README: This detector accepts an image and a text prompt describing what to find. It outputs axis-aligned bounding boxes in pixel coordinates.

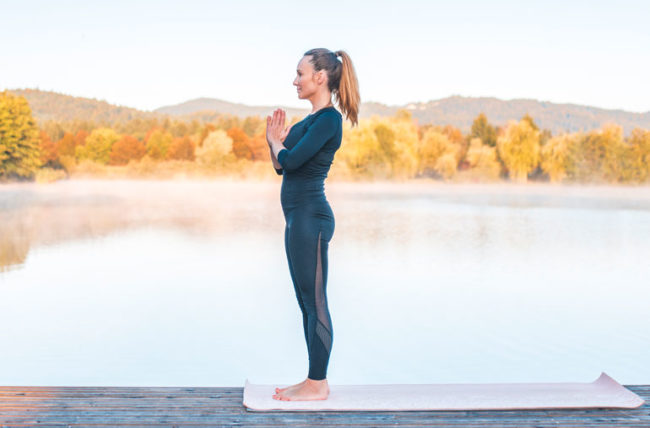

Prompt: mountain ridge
[6,88,650,135]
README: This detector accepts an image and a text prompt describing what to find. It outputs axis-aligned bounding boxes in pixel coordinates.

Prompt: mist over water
[1,179,649,387]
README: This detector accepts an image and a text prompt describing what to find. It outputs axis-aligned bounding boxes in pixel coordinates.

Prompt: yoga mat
[243,372,644,411]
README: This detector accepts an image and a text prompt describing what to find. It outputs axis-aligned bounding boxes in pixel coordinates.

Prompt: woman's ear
[316,70,326,86]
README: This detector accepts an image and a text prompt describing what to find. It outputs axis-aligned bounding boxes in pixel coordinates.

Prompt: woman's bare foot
[274,378,307,395]
[272,378,329,401]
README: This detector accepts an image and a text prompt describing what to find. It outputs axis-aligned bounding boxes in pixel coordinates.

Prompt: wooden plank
[0,385,646,427]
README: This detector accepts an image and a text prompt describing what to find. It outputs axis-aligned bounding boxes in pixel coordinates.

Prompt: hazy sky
[2,0,649,113]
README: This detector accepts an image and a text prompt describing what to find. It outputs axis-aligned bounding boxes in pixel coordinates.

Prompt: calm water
[1,179,649,387]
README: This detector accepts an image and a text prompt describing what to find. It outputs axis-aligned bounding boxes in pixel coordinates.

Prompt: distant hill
[392,96,650,135]
[6,88,650,135]
[155,97,310,119]
[155,95,650,134]
[7,88,160,124]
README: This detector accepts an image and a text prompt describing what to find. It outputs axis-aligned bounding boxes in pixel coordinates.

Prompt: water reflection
[1,179,649,387]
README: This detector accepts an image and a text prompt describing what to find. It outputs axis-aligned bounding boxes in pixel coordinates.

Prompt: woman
[266,48,360,401]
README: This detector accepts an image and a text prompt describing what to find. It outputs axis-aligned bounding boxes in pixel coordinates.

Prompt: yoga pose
[266,48,360,401]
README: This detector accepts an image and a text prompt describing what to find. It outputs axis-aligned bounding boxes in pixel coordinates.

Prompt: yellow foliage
[418,128,461,178]
[435,152,458,180]
[35,167,67,183]
[497,119,540,182]
[626,128,650,182]
[196,129,235,169]
[465,137,501,180]
[338,119,383,178]
[540,133,579,182]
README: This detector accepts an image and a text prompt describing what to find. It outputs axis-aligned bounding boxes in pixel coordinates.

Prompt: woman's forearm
[269,145,282,169]
[269,140,286,164]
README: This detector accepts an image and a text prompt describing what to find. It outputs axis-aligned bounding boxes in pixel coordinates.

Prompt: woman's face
[293,55,325,100]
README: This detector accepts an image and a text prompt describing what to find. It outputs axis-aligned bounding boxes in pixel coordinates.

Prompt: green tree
[0,91,42,180]
[497,119,541,182]
[470,113,497,147]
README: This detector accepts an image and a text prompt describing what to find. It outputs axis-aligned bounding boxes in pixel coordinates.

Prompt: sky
[2,0,649,113]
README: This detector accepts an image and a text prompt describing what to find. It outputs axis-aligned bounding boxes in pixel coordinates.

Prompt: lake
[1,179,649,387]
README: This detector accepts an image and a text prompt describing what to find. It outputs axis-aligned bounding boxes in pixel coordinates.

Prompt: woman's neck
[309,93,333,114]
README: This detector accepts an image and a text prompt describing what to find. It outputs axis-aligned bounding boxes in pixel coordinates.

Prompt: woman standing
[266,48,360,401]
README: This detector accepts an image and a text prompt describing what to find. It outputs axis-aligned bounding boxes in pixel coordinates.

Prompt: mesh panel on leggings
[314,231,332,355]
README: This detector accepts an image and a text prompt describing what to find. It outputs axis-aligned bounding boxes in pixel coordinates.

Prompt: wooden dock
[0,384,648,427]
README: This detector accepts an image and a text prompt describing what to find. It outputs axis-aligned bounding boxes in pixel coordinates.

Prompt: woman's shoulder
[309,107,342,124]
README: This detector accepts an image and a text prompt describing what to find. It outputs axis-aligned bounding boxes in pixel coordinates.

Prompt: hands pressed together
[266,108,293,148]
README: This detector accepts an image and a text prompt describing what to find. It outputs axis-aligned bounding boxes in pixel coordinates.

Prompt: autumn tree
[465,137,501,180]
[572,124,626,182]
[76,128,119,164]
[337,120,385,178]
[145,129,173,160]
[167,136,196,161]
[75,129,88,147]
[249,132,269,161]
[242,116,265,137]
[228,127,253,160]
[39,130,59,167]
[374,123,397,173]
[110,135,146,165]
[388,116,419,179]
[56,132,77,157]
[540,133,580,182]
[625,128,650,182]
[417,128,461,179]
[196,130,235,168]
[497,119,540,182]
[470,113,497,147]
[0,91,42,180]
[198,124,217,147]
[521,113,539,131]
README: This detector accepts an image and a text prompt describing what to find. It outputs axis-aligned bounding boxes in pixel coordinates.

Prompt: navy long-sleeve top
[274,106,342,210]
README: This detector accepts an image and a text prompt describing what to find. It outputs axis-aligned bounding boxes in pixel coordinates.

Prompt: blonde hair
[304,48,360,127]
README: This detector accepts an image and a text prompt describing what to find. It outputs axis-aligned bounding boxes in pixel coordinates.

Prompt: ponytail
[304,48,361,127]
[334,50,360,127]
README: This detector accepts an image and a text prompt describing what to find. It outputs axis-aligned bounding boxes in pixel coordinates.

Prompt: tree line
[1,90,649,183]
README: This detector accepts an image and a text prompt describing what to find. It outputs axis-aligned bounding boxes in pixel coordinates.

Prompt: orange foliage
[74,129,88,147]
[39,130,58,165]
[249,132,269,161]
[199,124,217,147]
[228,127,253,160]
[110,135,146,165]
[144,127,161,144]
[167,136,196,161]
[56,132,76,157]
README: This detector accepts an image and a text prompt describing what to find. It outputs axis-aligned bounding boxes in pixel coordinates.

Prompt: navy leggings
[284,202,335,380]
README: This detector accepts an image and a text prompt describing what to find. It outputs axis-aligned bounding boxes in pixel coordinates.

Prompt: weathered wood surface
[0,384,648,427]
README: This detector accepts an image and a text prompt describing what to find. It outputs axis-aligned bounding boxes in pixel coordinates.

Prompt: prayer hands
[266,108,293,146]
